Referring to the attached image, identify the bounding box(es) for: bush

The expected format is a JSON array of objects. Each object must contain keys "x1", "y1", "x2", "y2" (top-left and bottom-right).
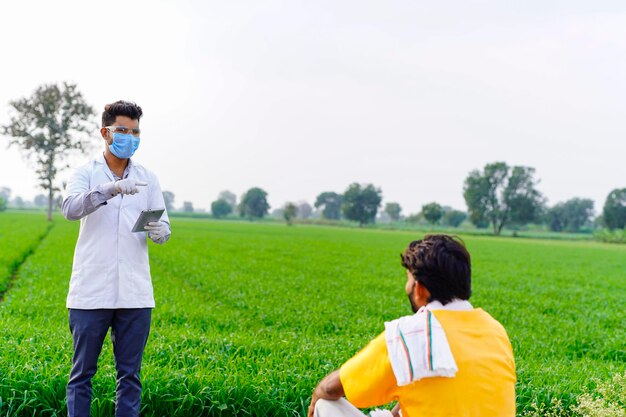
[
  {"x1": 522, "y1": 372, "x2": 626, "y2": 417},
  {"x1": 0, "y1": 197, "x2": 6, "y2": 212},
  {"x1": 593, "y1": 228, "x2": 626, "y2": 244},
  {"x1": 572, "y1": 371, "x2": 626, "y2": 417},
  {"x1": 522, "y1": 397, "x2": 568, "y2": 417},
  {"x1": 443, "y1": 209, "x2": 467, "y2": 227}
]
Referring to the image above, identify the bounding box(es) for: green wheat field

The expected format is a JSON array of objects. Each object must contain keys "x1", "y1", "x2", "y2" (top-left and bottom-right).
[{"x1": 0, "y1": 211, "x2": 624, "y2": 416}]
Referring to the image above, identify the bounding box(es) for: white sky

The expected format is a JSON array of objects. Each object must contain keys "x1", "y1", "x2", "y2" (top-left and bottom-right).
[{"x1": 1, "y1": 0, "x2": 626, "y2": 214}]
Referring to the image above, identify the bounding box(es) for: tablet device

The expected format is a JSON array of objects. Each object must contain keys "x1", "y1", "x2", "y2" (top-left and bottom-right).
[{"x1": 131, "y1": 208, "x2": 165, "y2": 233}]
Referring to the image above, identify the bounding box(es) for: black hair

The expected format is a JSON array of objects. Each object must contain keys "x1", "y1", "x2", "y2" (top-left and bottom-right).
[
  {"x1": 102, "y1": 100, "x2": 143, "y2": 127},
  {"x1": 400, "y1": 234, "x2": 471, "y2": 304}
]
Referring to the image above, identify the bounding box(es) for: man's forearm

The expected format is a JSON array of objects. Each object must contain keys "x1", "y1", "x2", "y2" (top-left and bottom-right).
[
  {"x1": 62, "y1": 191, "x2": 106, "y2": 220},
  {"x1": 62, "y1": 183, "x2": 117, "y2": 221},
  {"x1": 313, "y1": 370, "x2": 344, "y2": 400},
  {"x1": 308, "y1": 370, "x2": 344, "y2": 417}
]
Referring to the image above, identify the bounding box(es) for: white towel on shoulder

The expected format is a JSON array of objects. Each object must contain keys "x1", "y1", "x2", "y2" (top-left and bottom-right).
[{"x1": 384, "y1": 306, "x2": 457, "y2": 386}]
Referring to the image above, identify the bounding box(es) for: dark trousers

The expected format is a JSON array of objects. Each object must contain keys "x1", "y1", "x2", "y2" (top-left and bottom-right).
[{"x1": 67, "y1": 308, "x2": 152, "y2": 417}]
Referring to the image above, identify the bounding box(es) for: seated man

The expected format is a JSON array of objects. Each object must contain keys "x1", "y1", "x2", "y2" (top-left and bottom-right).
[{"x1": 308, "y1": 235, "x2": 516, "y2": 417}]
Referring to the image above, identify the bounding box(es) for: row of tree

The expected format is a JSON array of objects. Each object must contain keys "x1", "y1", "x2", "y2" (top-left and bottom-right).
[
  {"x1": 2, "y1": 83, "x2": 626, "y2": 235},
  {"x1": 205, "y1": 184, "x2": 383, "y2": 226},
  {"x1": 0, "y1": 187, "x2": 57, "y2": 210},
  {"x1": 2, "y1": 159, "x2": 624, "y2": 235},
  {"x1": 178, "y1": 161, "x2": 626, "y2": 235},
  {"x1": 462, "y1": 162, "x2": 626, "y2": 234}
]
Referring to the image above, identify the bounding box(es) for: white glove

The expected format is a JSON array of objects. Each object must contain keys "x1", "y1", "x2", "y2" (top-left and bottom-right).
[
  {"x1": 114, "y1": 178, "x2": 148, "y2": 195},
  {"x1": 144, "y1": 221, "x2": 170, "y2": 244}
]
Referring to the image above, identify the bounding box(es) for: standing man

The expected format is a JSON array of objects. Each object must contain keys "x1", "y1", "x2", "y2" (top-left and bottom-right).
[
  {"x1": 308, "y1": 235, "x2": 516, "y2": 417},
  {"x1": 62, "y1": 100, "x2": 170, "y2": 417}
]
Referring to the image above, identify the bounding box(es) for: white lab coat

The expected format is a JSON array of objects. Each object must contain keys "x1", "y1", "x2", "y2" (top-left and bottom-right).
[{"x1": 63, "y1": 154, "x2": 169, "y2": 309}]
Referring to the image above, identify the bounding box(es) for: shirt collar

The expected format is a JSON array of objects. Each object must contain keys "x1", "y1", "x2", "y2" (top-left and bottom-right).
[
  {"x1": 97, "y1": 152, "x2": 133, "y2": 180},
  {"x1": 97, "y1": 152, "x2": 134, "y2": 166},
  {"x1": 426, "y1": 299, "x2": 473, "y2": 311}
]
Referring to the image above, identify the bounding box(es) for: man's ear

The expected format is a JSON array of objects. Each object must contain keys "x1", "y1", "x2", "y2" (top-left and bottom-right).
[
  {"x1": 416, "y1": 281, "x2": 431, "y2": 303},
  {"x1": 412, "y1": 280, "x2": 420, "y2": 298},
  {"x1": 100, "y1": 127, "x2": 109, "y2": 139}
]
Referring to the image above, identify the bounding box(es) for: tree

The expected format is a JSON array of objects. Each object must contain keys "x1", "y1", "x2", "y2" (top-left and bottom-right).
[
  {"x1": 463, "y1": 162, "x2": 544, "y2": 235},
  {"x1": 183, "y1": 201, "x2": 194, "y2": 213},
  {"x1": 283, "y1": 202, "x2": 298, "y2": 225},
  {"x1": 218, "y1": 190, "x2": 237, "y2": 210},
  {"x1": 546, "y1": 198, "x2": 594, "y2": 232},
  {"x1": 54, "y1": 194, "x2": 63, "y2": 209},
  {"x1": 0, "y1": 187, "x2": 11, "y2": 203},
  {"x1": 384, "y1": 202, "x2": 402, "y2": 221},
  {"x1": 314, "y1": 192, "x2": 343, "y2": 220},
  {"x1": 239, "y1": 187, "x2": 270, "y2": 219},
  {"x1": 421, "y1": 202, "x2": 443, "y2": 225},
  {"x1": 602, "y1": 189, "x2": 626, "y2": 230},
  {"x1": 1, "y1": 82, "x2": 96, "y2": 221},
  {"x1": 443, "y1": 209, "x2": 467, "y2": 227},
  {"x1": 547, "y1": 206, "x2": 565, "y2": 232},
  {"x1": 34, "y1": 194, "x2": 47, "y2": 208},
  {"x1": 341, "y1": 183, "x2": 382, "y2": 226},
  {"x1": 13, "y1": 196, "x2": 25, "y2": 209},
  {"x1": 593, "y1": 214, "x2": 604, "y2": 229},
  {"x1": 211, "y1": 199, "x2": 232, "y2": 219},
  {"x1": 0, "y1": 197, "x2": 6, "y2": 212},
  {"x1": 406, "y1": 213, "x2": 422, "y2": 223},
  {"x1": 271, "y1": 208, "x2": 285, "y2": 220},
  {"x1": 162, "y1": 191, "x2": 175, "y2": 212},
  {"x1": 297, "y1": 201, "x2": 313, "y2": 219}
]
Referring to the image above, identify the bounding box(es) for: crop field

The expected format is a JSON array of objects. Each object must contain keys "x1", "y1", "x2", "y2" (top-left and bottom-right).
[
  {"x1": 0, "y1": 213, "x2": 51, "y2": 297},
  {"x1": 0, "y1": 211, "x2": 624, "y2": 416}
]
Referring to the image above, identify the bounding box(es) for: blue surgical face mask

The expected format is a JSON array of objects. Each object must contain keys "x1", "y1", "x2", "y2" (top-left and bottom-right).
[{"x1": 109, "y1": 133, "x2": 140, "y2": 159}]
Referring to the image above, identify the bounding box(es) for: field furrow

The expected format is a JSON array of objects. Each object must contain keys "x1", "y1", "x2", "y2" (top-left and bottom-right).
[{"x1": 0, "y1": 212, "x2": 52, "y2": 299}]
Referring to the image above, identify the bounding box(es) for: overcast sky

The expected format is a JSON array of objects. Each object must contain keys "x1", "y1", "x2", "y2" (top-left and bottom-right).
[{"x1": 1, "y1": 1, "x2": 626, "y2": 215}]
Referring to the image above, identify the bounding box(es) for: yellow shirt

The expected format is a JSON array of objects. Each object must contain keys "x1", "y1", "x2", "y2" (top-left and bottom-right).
[{"x1": 340, "y1": 309, "x2": 516, "y2": 417}]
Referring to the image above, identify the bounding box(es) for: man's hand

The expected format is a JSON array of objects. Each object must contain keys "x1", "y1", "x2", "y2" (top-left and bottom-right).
[
  {"x1": 307, "y1": 370, "x2": 344, "y2": 417},
  {"x1": 114, "y1": 179, "x2": 147, "y2": 195},
  {"x1": 144, "y1": 221, "x2": 170, "y2": 244}
]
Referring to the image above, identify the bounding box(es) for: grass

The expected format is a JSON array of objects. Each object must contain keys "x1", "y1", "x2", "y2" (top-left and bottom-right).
[
  {"x1": 0, "y1": 212, "x2": 51, "y2": 297},
  {"x1": 0, "y1": 212, "x2": 624, "y2": 416}
]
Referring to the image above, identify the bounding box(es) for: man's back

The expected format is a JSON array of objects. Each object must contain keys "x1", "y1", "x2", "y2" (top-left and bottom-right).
[
  {"x1": 309, "y1": 235, "x2": 516, "y2": 417},
  {"x1": 340, "y1": 309, "x2": 516, "y2": 417}
]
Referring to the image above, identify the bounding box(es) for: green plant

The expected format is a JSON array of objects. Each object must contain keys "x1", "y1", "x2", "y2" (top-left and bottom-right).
[
  {"x1": 593, "y1": 228, "x2": 626, "y2": 244},
  {"x1": 0, "y1": 213, "x2": 624, "y2": 416},
  {"x1": 572, "y1": 372, "x2": 626, "y2": 417},
  {"x1": 522, "y1": 398, "x2": 569, "y2": 417}
]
